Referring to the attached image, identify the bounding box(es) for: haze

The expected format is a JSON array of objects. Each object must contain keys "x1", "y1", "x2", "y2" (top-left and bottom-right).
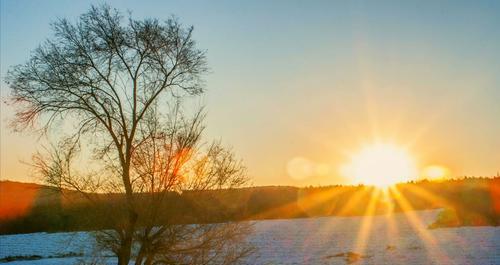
[{"x1": 1, "y1": 0, "x2": 499, "y2": 186}]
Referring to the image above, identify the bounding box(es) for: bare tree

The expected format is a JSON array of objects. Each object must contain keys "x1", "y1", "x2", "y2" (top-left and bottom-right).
[{"x1": 7, "y1": 5, "x2": 252, "y2": 265}]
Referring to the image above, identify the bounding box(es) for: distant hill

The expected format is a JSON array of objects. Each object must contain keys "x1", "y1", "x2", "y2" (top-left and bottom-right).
[
  {"x1": 0, "y1": 177, "x2": 498, "y2": 234},
  {"x1": 0, "y1": 181, "x2": 61, "y2": 220}
]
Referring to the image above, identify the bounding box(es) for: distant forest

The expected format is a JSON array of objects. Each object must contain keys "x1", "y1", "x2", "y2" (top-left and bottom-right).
[{"x1": 1, "y1": 177, "x2": 498, "y2": 235}]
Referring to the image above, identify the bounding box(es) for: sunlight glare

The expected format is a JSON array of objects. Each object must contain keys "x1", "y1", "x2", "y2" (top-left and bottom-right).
[{"x1": 341, "y1": 143, "x2": 417, "y2": 188}]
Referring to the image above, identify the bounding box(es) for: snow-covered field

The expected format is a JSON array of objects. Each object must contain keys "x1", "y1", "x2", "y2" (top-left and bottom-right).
[{"x1": 1, "y1": 210, "x2": 499, "y2": 264}]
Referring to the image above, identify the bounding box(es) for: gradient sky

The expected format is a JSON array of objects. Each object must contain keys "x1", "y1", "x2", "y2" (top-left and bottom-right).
[{"x1": 1, "y1": 0, "x2": 499, "y2": 186}]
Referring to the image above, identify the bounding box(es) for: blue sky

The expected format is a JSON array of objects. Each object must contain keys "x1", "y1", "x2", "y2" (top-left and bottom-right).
[{"x1": 1, "y1": 0, "x2": 499, "y2": 185}]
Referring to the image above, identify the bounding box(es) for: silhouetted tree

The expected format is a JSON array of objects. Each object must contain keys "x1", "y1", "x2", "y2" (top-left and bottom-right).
[{"x1": 7, "y1": 5, "x2": 252, "y2": 265}]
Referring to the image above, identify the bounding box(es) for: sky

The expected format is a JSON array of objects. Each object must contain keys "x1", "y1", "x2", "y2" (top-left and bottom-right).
[{"x1": 1, "y1": 0, "x2": 499, "y2": 186}]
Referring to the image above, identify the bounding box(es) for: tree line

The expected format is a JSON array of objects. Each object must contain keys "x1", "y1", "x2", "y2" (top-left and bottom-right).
[{"x1": 1, "y1": 177, "x2": 498, "y2": 235}]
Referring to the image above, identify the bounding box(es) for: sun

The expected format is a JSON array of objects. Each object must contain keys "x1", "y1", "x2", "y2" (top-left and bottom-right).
[{"x1": 341, "y1": 143, "x2": 418, "y2": 188}]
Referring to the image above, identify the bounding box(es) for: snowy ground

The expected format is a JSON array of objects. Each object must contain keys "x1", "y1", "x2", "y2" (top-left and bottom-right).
[{"x1": 1, "y1": 209, "x2": 499, "y2": 264}]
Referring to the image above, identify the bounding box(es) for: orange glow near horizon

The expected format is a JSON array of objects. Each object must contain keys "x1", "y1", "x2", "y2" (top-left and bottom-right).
[{"x1": 0, "y1": 182, "x2": 41, "y2": 220}]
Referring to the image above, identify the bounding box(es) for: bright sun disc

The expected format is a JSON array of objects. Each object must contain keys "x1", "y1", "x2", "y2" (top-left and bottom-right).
[{"x1": 341, "y1": 143, "x2": 417, "y2": 188}]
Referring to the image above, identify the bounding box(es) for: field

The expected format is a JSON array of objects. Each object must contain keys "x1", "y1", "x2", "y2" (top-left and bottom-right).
[{"x1": 1, "y1": 209, "x2": 499, "y2": 265}]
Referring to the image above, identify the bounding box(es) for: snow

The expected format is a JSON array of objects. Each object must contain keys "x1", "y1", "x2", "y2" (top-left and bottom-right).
[
  {"x1": 247, "y1": 210, "x2": 500, "y2": 264},
  {"x1": 1, "y1": 210, "x2": 499, "y2": 264}
]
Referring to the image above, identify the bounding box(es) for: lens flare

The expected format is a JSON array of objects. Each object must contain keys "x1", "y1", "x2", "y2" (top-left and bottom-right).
[
  {"x1": 287, "y1": 157, "x2": 331, "y2": 180},
  {"x1": 422, "y1": 165, "x2": 449, "y2": 180}
]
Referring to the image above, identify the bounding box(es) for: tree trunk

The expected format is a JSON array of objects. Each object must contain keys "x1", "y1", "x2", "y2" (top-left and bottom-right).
[
  {"x1": 117, "y1": 160, "x2": 138, "y2": 265},
  {"x1": 144, "y1": 255, "x2": 154, "y2": 265},
  {"x1": 134, "y1": 243, "x2": 146, "y2": 265},
  {"x1": 118, "y1": 233, "x2": 133, "y2": 265},
  {"x1": 118, "y1": 211, "x2": 138, "y2": 265}
]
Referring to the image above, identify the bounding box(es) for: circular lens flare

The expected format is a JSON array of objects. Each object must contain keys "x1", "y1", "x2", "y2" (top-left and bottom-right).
[
  {"x1": 287, "y1": 157, "x2": 331, "y2": 180},
  {"x1": 422, "y1": 165, "x2": 449, "y2": 180},
  {"x1": 287, "y1": 157, "x2": 314, "y2": 180}
]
